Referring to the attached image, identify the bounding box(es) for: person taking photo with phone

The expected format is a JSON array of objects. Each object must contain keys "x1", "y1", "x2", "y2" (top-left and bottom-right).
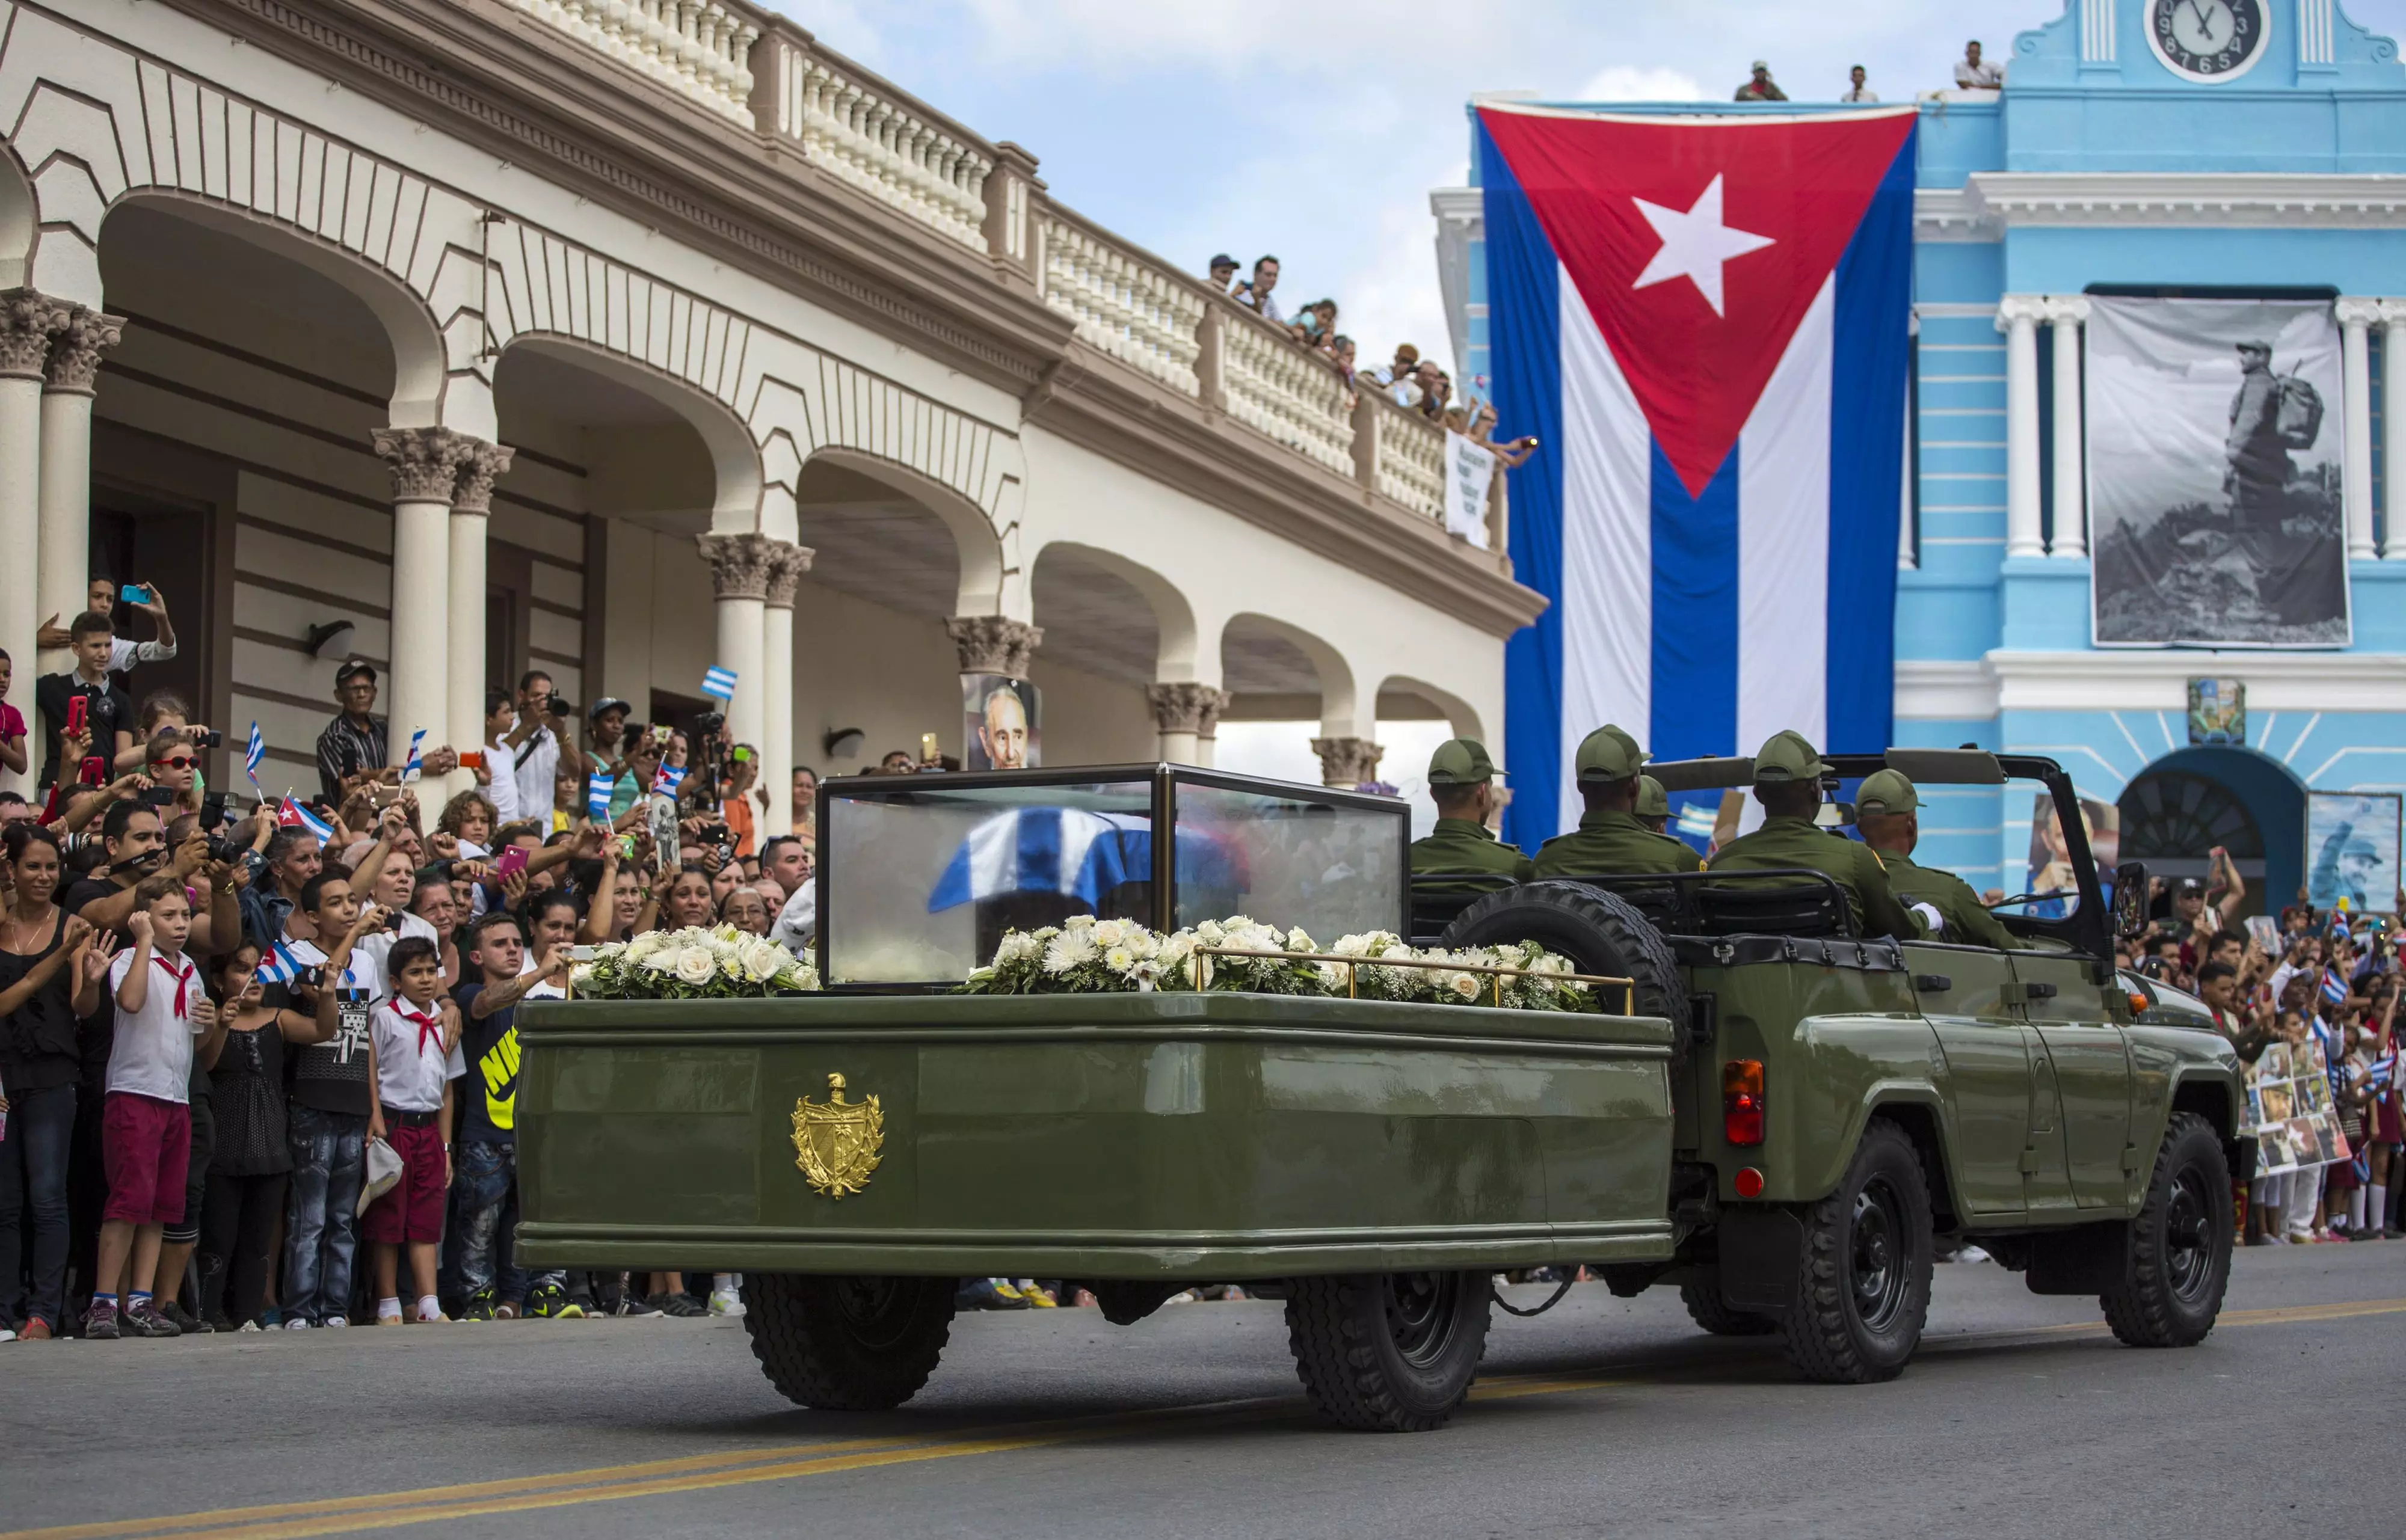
[
  {"x1": 34, "y1": 613, "x2": 136, "y2": 790},
  {"x1": 35, "y1": 578, "x2": 178, "y2": 681}
]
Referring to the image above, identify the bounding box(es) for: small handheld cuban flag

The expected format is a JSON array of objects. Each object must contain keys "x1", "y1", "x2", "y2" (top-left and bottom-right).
[
  {"x1": 401, "y1": 728, "x2": 426, "y2": 783},
  {"x1": 2323, "y1": 969, "x2": 2350, "y2": 1010},
  {"x1": 254, "y1": 939, "x2": 301, "y2": 986},
  {"x1": 701, "y1": 665, "x2": 737, "y2": 702},
  {"x1": 244, "y1": 722, "x2": 265, "y2": 792},
  {"x1": 586, "y1": 771, "x2": 614, "y2": 820},
  {"x1": 653, "y1": 763, "x2": 688, "y2": 798},
  {"x1": 277, "y1": 796, "x2": 335, "y2": 842}
]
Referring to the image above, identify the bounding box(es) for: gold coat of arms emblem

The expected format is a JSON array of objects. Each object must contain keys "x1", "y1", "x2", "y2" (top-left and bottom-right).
[{"x1": 790, "y1": 1073, "x2": 883, "y2": 1198}]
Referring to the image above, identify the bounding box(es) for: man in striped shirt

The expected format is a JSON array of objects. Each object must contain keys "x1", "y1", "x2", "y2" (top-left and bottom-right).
[{"x1": 315, "y1": 661, "x2": 389, "y2": 803}]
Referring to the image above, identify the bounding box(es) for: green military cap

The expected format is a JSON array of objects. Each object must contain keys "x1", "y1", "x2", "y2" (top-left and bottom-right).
[
  {"x1": 1635, "y1": 774, "x2": 1669, "y2": 818},
  {"x1": 1855, "y1": 768, "x2": 1918, "y2": 817},
  {"x1": 1426, "y1": 738, "x2": 1502, "y2": 785},
  {"x1": 1574, "y1": 723, "x2": 1648, "y2": 782},
  {"x1": 1752, "y1": 729, "x2": 1830, "y2": 784}
]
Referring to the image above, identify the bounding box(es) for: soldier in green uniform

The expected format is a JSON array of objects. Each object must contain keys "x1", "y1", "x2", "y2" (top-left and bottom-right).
[
  {"x1": 1853, "y1": 768, "x2": 2020, "y2": 949},
  {"x1": 1706, "y1": 730, "x2": 1922, "y2": 939},
  {"x1": 1635, "y1": 775, "x2": 1672, "y2": 835},
  {"x1": 1407, "y1": 738, "x2": 1534, "y2": 889},
  {"x1": 1533, "y1": 726, "x2": 1703, "y2": 877}
]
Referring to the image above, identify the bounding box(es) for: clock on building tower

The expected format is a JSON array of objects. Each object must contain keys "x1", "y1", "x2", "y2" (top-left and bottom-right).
[{"x1": 2148, "y1": 0, "x2": 2269, "y2": 81}]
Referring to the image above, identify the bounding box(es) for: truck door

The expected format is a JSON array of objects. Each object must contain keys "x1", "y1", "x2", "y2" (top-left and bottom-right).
[
  {"x1": 1905, "y1": 942, "x2": 2028, "y2": 1220},
  {"x1": 2011, "y1": 951, "x2": 2134, "y2": 1211}
]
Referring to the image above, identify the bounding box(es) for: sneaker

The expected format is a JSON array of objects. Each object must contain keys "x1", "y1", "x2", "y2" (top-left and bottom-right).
[
  {"x1": 1166, "y1": 1290, "x2": 1199, "y2": 1305},
  {"x1": 1955, "y1": 1244, "x2": 1992, "y2": 1264},
  {"x1": 1017, "y1": 1284, "x2": 1057, "y2": 1308},
  {"x1": 953, "y1": 1278, "x2": 1027, "y2": 1311},
  {"x1": 2349, "y1": 1228, "x2": 2386, "y2": 1241},
  {"x1": 238, "y1": 1320, "x2": 263, "y2": 1333},
  {"x1": 609, "y1": 1292, "x2": 659, "y2": 1318},
  {"x1": 82, "y1": 1302, "x2": 120, "y2": 1340},
  {"x1": 321, "y1": 1315, "x2": 349, "y2": 1329},
  {"x1": 120, "y1": 1301, "x2": 180, "y2": 1337},
  {"x1": 458, "y1": 1289, "x2": 496, "y2": 1324},
  {"x1": 158, "y1": 1299, "x2": 213, "y2": 1334},
  {"x1": 527, "y1": 1283, "x2": 580, "y2": 1320},
  {"x1": 1224, "y1": 1286, "x2": 1247, "y2": 1301},
  {"x1": 283, "y1": 1316, "x2": 313, "y2": 1331},
  {"x1": 989, "y1": 1280, "x2": 1027, "y2": 1306},
  {"x1": 707, "y1": 1288, "x2": 746, "y2": 1318},
  {"x1": 647, "y1": 1291, "x2": 707, "y2": 1319}
]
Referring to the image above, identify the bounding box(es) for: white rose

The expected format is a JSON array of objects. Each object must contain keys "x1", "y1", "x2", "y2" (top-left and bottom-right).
[
  {"x1": 1093, "y1": 918, "x2": 1128, "y2": 948},
  {"x1": 1449, "y1": 971, "x2": 1483, "y2": 1002},
  {"x1": 675, "y1": 948, "x2": 717, "y2": 984},
  {"x1": 1195, "y1": 919, "x2": 1225, "y2": 945},
  {"x1": 1286, "y1": 927, "x2": 1316, "y2": 954},
  {"x1": 569, "y1": 963, "x2": 598, "y2": 989},
  {"x1": 1127, "y1": 928, "x2": 1160, "y2": 961},
  {"x1": 626, "y1": 933, "x2": 663, "y2": 962},
  {"x1": 1065, "y1": 913, "x2": 1097, "y2": 932},
  {"x1": 741, "y1": 939, "x2": 786, "y2": 983}
]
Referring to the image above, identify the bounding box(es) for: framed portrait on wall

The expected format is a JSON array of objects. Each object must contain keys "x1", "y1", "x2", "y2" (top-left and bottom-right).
[{"x1": 962, "y1": 675, "x2": 1039, "y2": 772}]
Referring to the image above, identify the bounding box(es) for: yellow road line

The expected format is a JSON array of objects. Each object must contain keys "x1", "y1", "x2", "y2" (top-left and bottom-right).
[{"x1": 19, "y1": 1293, "x2": 2406, "y2": 1540}]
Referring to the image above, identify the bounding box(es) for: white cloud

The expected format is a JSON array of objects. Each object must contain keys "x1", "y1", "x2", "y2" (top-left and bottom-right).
[{"x1": 1577, "y1": 64, "x2": 1705, "y2": 101}]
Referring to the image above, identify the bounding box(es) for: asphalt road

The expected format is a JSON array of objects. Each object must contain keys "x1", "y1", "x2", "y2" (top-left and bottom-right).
[{"x1": 5, "y1": 1245, "x2": 2399, "y2": 1539}]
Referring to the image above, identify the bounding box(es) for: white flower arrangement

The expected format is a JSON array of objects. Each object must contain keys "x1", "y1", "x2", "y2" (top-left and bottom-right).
[
  {"x1": 570, "y1": 924, "x2": 822, "y2": 1000},
  {"x1": 959, "y1": 916, "x2": 1599, "y2": 1013}
]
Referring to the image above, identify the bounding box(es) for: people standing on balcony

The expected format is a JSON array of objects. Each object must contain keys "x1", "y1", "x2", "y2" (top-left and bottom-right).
[
  {"x1": 1734, "y1": 60, "x2": 1787, "y2": 101},
  {"x1": 1463, "y1": 402, "x2": 1537, "y2": 470},
  {"x1": 1288, "y1": 298, "x2": 1337, "y2": 348},
  {"x1": 1841, "y1": 64, "x2": 1878, "y2": 102},
  {"x1": 1207, "y1": 254, "x2": 1238, "y2": 295},
  {"x1": 1364, "y1": 343, "x2": 1421, "y2": 403},
  {"x1": 1231, "y1": 256, "x2": 1285, "y2": 325},
  {"x1": 37, "y1": 578, "x2": 178, "y2": 684},
  {"x1": 1954, "y1": 40, "x2": 2003, "y2": 88}
]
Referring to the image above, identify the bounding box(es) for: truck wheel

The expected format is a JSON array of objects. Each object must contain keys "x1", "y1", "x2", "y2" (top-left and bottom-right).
[
  {"x1": 1780, "y1": 1119, "x2": 1933, "y2": 1384},
  {"x1": 2102, "y1": 1112, "x2": 2232, "y2": 1349},
  {"x1": 743, "y1": 1274, "x2": 955, "y2": 1410},
  {"x1": 1284, "y1": 1271, "x2": 1489, "y2": 1432},
  {"x1": 1441, "y1": 882, "x2": 1690, "y2": 1055},
  {"x1": 1679, "y1": 1280, "x2": 1777, "y2": 1337}
]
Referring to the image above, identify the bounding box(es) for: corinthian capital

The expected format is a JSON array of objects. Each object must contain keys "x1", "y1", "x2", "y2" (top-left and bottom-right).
[
  {"x1": 945, "y1": 616, "x2": 1042, "y2": 678},
  {"x1": 0, "y1": 289, "x2": 68, "y2": 381},
  {"x1": 450, "y1": 443, "x2": 517, "y2": 514},
  {"x1": 763, "y1": 541, "x2": 816, "y2": 608},
  {"x1": 371, "y1": 427, "x2": 479, "y2": 502},
  {"x1": 43, "y1": 305, "x2": 125, "y2": 394},
  {"x1": 1310, "y1": 736, "x2": 1384, "y2": 788},
  {"x1": 695, "y1": 532, "x2": 777, "y2": 600},
  {"x1": 1146, "y1": 683, "x2": 1229, "y2": 737}
]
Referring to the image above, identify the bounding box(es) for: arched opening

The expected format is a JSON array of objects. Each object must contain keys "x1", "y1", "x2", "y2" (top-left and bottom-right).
[
  {"x1": 1374, "y1": 675, "x2": 1486, "y2": 837},
  {"x1": 2118, "y1": 745, "x2": 2306, "y2": 917},
  {"x1": 1214, "y1": 613, "x2": 1362, "y2": 789},
  {"x1": 0, "y1": 146, "x2": 35, "y2": 289},
  {"x1": 1027, "y1": 544, "x2": 1175, "y2": 765}
]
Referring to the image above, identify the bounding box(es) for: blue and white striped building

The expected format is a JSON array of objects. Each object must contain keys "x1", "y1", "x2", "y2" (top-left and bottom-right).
[{"x1": 1436, "y1": 0, "x2": 2406, "y2": 908}]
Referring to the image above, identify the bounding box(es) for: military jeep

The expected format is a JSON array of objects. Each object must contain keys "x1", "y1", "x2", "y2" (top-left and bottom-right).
[{"x1": 514, "y1": 755, "x2": 2241, "y2": 1432}]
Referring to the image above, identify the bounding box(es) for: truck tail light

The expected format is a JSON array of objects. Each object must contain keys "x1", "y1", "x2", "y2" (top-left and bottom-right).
[{"x1": 1723, "y1": 1059, "x2": 1765, "y2": 1147}]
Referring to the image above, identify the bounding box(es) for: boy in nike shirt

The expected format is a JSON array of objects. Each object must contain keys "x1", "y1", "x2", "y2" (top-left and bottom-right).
[{"x1": 449, "y1": 912, "x2": 575, "y2": 1321}]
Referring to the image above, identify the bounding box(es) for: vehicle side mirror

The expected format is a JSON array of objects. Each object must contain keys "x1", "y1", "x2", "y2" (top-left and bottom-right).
[{"x1": 2111, "y1": 860, "x2": 2149, "y2": 940}]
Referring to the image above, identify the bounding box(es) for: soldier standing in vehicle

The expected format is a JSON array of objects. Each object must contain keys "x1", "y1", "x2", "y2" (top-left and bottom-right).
[
  {"x1": 1407, "y1": 739, "x2": 1534, "y2": 888},
  {"x1": 1635, "y1": 774, "x2": 1672, "y2": 835},
  {"x1": 1532, "y1": 726, "x2": 1702, "y2": 877},
  {"x1": 1852, "y1": 769, "x2": 2019, "y2": 949},
  {"x1": 1708, "y1": 731, "x2": 1922, "y2": 940}
]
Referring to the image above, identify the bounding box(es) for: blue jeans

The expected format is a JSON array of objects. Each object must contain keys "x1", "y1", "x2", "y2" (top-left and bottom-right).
[
  {"x1": 451, "y1": 1140, "x2": 562, "y2": 1301},
  {"x1": 284, "y1": 1105, "x2": 366, "y2": 1324},
  {"x1": 0, "y1": 1083, "x2": 76, "y2": 1330}
]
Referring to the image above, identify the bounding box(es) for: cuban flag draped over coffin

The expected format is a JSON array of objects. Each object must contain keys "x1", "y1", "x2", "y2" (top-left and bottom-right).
[
  {"x1": 1478, "y1": 103, "x2": 1916, "y2": 851},
  {"x1": 927, "y1": 808, "x2": 1249, "y2": 912}
]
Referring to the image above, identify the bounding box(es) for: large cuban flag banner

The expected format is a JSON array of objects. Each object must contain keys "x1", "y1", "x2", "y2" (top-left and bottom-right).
[{"x1": 1478, "y1": 103, "x2": 1917, "y2": 851}]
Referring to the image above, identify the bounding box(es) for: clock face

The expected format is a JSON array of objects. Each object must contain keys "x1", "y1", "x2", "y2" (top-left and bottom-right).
[{"x1": 2149, "y1": 0, "x2": 2269, "y2": 82}]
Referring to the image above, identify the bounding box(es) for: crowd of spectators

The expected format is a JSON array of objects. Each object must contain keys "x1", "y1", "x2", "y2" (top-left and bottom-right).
[
  {"x1": 1743, "y1": 40, "x2": 2005, "y2": 105},
  {"x1": 0, "y1": 596, "x2": 835, "y2": 1341}
]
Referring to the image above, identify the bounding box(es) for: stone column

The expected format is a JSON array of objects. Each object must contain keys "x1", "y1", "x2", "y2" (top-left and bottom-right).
[
  {"x1": 1146, "y1": 683, "x2": 1227, "y2": 766},
  {"x1": 1997, "y1": 295, "x2": 2048, "y2": 559},
  {"x1": 445, "y1": 441, "x2": 513, "y2": 790},
  {"x1": 2383, "y1": 301, "x2": 2406, "y2": 559},
  {"x1": 36, "y1": 305, "x2": 123, "y2": 676},
  {"x1": 0, "y1": 292, "x2": 63, "y2": 791},
  {"x1": 2336, "y1": 297, "x2": 2381, "y2": 560},
  {"x1": 760, "y1": 541, "x2": 814, "y2": 826},
  {"x1": 696, "y1": 532, "x2": 773, "y2": 756},
  {"x1": 2043, "y1": 296, "x2": 2090, "y2": 559},
  {"x1": 372, "y1": 428, "x2": 473, "y2": 772},
  {"x1": 1309, "y1": 736, "x2": 1382, "y2": 791}
]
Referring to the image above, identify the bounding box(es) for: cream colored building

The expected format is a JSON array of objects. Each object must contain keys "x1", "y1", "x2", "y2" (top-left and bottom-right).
[{"x1": 0, "y1": 0, "x2": 1534, "y2": 812}]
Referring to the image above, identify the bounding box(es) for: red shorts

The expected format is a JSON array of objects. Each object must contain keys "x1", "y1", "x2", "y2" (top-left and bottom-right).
[
  {"x1": 101, "y1": 1091, "x2": 192, "y2": 1227},
  {"x1": 363, "y1": 1121, "x2": 448, "y2": 1245}
]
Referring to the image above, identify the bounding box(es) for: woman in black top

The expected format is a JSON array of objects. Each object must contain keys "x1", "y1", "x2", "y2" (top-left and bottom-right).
[
  {"x1": 202, "y1": 945, "x2": 331, "y2": 1329},
  {"x1": 0, "y1": 824, "x2": 111, "y2": 1337}
]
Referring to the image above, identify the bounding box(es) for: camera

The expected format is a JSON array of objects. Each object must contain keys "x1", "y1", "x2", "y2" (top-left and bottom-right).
[
  {"x1": 194, "y1": 729, "x2": 223, "y2": 749},
  {"x1": 697, "y1": 823, "x2": 731, "y2": 847},
  {"x1": 694, "y1": 711, "x2": 725, "y2": 737}
]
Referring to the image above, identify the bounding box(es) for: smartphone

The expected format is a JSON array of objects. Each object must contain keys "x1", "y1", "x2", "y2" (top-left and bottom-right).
[
  {"x1": 920, "y1": 732, "x2": 940, "y2": 764},
  {"x1": 78, "y1": 755, "x2": 106, "y2": 787},
  {"x1": 496, "y1": 845, "x2": 529, "y2": 879},
  {"x1": 731, "y1": 746, "x2": 753, "y2": 764},
  {"x1": 64, "y1": 693, "x2": 87, "y2": 738},
  {"x1": 120, "y1": 583, "x2": 149, "y2": 604},
  {"x1": 457, "y1": 750, "x2": 485, "y2": 771}
]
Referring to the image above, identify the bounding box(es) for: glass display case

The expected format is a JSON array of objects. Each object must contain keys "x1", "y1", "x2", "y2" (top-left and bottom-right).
[{"x1": 817, "y1": 765, "x2": 1409, "y2": 989}]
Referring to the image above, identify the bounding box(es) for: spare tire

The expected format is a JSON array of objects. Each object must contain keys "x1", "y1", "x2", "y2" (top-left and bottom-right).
[{"x1": 1441, "y1": 881, "x2": 1690, "y2": 1056}]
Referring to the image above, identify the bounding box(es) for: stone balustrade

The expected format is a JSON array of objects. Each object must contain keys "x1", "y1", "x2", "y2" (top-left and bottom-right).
[
  {"x1": 771, "y1": 39, "x2": 993, "y2": 251},
  {"x1": 503, "y1": 0, "x2": 758, "y2": 126},
  {"x1": 1038, "y1": 212, "x2": 1205, "y2": 396},
  {"x1": 1364, "y1": 394, "x2": 1447, "y2": 522},
  {"x1": 1216, "y1": 302, "x2": 1355, "y2": 477}
]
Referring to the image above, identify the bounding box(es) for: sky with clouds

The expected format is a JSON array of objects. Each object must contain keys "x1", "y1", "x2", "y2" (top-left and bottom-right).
[{"x1": 778, "y1": 1, "x2": 2406, "y2": 377}]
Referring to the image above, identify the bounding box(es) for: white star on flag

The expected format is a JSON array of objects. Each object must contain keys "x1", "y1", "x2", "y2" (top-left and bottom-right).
[{"x1": 1629, "y1": 173, "x2": 1775, "y2": 317}]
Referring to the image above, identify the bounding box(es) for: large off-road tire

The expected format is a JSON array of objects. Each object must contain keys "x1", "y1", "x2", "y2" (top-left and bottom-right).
[
  {"x1": 2102, "y1": 1112, "x2": 2232, "y2": 1348},
  {"x1": 1284, "y1": 1272, "x2": 1490, "y2": 1432},
  {"x1": 1679, "y1": 1279, "x2": 1777, "y2": 1337},
  {"x1": 1779, "y1": 1119, "x2": 1933, "y2": 1384},
  {"x1": 743, "y1": 1274, "x2": 955, "y2": 1410},
  {"x1": 1441, "y1": 881, "x2": 1690, "y2": 1055}
]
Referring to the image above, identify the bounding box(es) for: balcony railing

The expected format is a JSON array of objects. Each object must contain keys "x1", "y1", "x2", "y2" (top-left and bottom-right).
[
  {"x1": 769, "y1": 35, "x2": 994, "y2": 251},
  {"x1": 504, "y1": 0, "x2": 760, "y2": 125},
  {"x1": 1214, "y1": 302, "x2": 1356, "y2": 476},
  {"x1": 1038, "y1": 209, "x2": 1205, "y2": 396}
]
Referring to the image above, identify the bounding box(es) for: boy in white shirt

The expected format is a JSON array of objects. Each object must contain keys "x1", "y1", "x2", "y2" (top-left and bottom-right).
[
  {"x1": 87, "y1": 874, "x2": 223, "y2": 1340},
  {"x1": 321, "y1": 923, "x2": 461, "y2": 1325}
]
